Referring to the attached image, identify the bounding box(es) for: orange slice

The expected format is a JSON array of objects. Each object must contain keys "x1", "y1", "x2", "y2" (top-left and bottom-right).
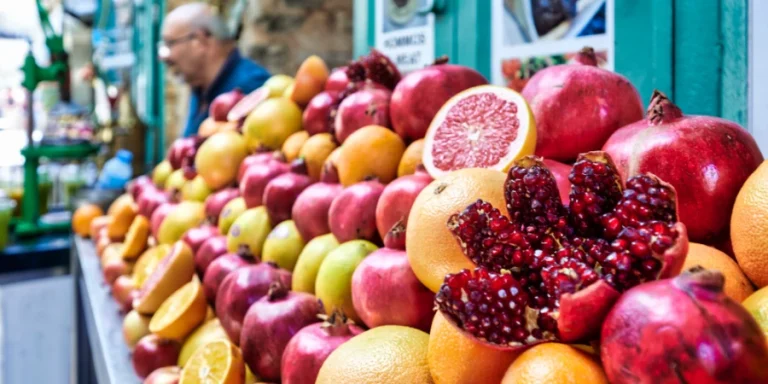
[
  {"x1": 180, "y1": 339, "x2": 245, "y2": 384},
  {"x1": 149, "y1": 276, "x2": 208, "y2": 341},
  {"x1": 133, "y1": 244, "x2": 171, "y2": 289},
  {"x1": 120, "y1": 215, "x2": 151, "y2": 260},
  {"x1": 178, "y1": 318, "x2": 229, "y2": 367},
  {"x1": 133, "y1": 241, "x2": 196, "y2": 315},
  {"x1": 422, "y1": 85, "x2": 536, "y2": 178}
]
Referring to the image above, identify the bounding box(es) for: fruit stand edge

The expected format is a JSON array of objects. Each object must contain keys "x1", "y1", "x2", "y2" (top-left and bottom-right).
[{"x1": 72, "y1": 237, "x2": 141, "y2": 384}]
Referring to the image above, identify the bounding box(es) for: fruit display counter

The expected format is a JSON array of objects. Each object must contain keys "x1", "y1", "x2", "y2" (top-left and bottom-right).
[{"x1": 72, "y1": 47, "x2": 768, "y2": 384}]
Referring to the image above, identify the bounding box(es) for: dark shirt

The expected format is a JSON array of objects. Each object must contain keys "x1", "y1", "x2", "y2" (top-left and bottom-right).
[{"x1": 183, "y1": 49, "x2": 270, "y2": 137}]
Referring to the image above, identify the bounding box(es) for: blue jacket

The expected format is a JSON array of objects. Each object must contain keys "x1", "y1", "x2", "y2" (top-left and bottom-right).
[{"x1": 183, "y1": 49, "x2": 270, "y2": 137}]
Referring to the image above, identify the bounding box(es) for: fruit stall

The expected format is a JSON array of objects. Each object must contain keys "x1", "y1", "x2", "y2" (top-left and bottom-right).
[{"x1": 69, "y1": 1, "x2": 768, "y2": 384}]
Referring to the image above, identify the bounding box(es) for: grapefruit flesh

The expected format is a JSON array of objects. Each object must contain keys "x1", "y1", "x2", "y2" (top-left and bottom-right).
[
  {"x1": 227, "y1": 87, "x2": 270, "y2": 122},
  {"x1": 423, "y1": 85, "x2": 536, "y2": 178}
]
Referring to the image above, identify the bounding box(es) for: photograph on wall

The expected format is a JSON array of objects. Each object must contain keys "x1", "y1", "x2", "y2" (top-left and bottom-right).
[
  {"x1": 491, "y1": 0, "x2": 614, "y2": 89},
  {"x1": 375, "y1": 0, "x2": 435, "y2": 73}
]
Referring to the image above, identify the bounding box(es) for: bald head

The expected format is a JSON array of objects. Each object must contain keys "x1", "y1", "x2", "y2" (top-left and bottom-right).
[{"x1": 159, "y1": 3, "x2": 236, "y2": 88}]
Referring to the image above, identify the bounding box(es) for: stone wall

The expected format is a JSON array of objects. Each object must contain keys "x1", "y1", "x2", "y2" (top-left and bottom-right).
[{"x1": 163, "y1": 0, "x2": 354, "y2": 146}]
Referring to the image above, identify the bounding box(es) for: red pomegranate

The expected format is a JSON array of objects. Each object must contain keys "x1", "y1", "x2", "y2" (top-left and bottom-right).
[
  {"x1": 129, "y1": 175, "x2": 155, "y2": 201},
  {"x1": 132, "y1": 335, "x2": 181, "y2": 379},
  {"x1": 333, "y1": 88, "x2": 392, "y2": 144},
  {"x1": 542, "y1": 159, "x2": 572, "y2": 204},
  {"x1": 209, "y1": 89, "x2": 244, "y2": 122},
  {"x1": 345, "y1": 49, "x2": 402, "y2": 91},
  {"x1": 390, "y1": 58, "x2": 488, "y2": 142},
  {"x1": 137, "y1": 187, "x2": 170, "y2": 219},
  {"x1": 433, "y1": 152, "x2": 689, "y2": 350},
  {"x1": 602, "y1": 90, "x2": 764, "y2": 243},
  {"x1": 522, "y1": 47, "x2": 644, "y2": 162},
  {"x1": 181, "y1": 224, "x2": 219, "y2": 255},
  {"x1": 292, "y1": 182, "x2": 344, "y2": 242},
  {"x1": 204, "y1": 188, "x2": 240, "y2": 225},
  {"x1": 201, "y1": 252, "x2": 251, "y2": 304},
  {"x1": 325, "y1": 67, "x2": 350, "y2": 93},
  {"x1": 303, "y1": 91, "x2": 340, "y2": 136},
  {"x1": 112, "y1": 275, "x2": 137, "y2": 313},
  {"x1": 194, "y1": 235, "x2": 228, "y2": 278},
  {"x1": 351, "y1": 248, "x2": 434, "y2": 331},
  {"x1": 328, "y1": 180, "x2": 385, "y2": 243},
  {"x1": 374, "y1": 172, "x2": 432, "y2": 250},
  {"x1": 240, "y1": 160, "x2": 291, "y2": 208},
  {"x1": 167, "y1": 137, "x2": 197, "y2": 170},
  {"x1": 237, "y1": 151, "x2": 285, "y2": 184},
  {"x1": 240, "y1": 282, "x2": 322, "y2": 381},
  {"x1": 263, "y1": 170, "x2": 314, "y2": 225},
  {"x1": 215, "y1": 263, "x2": 292, "y2": 345},
  {"x1": 280, "y1": 310, "x2": 364, "y2": 384},
  {"x1": 600, "y1": 268, "x2": 768, "y2": 383}
]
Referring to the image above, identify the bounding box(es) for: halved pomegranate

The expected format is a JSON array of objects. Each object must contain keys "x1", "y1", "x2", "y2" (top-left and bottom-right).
[{"x1": 434, "y1": 152, "x2": 688, "y2": 350}]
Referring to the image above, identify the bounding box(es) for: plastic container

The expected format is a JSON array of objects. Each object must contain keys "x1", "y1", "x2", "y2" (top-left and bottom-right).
[
  {"x1": 0, "y1": 197, "x2": 16, "y2": 251},
  {"x1": 97, "y1": 149, "x2": 133, "y2": 190}
]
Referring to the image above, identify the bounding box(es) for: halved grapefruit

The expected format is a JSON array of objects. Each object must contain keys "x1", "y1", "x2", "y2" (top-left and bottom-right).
[
  {"x1": 422, "y1": 85, "x2": 536, "y2": 178},
  {"x1": 227, "y1": 87, "x2": 270, "y2": 122}
]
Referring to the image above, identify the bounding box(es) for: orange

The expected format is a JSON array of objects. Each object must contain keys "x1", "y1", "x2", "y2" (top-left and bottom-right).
[
  {"x1": 134, "y1": 241, "x2": 196, "y2": 315},
  {"x1": 180, "y1": 339, "x2": 245, "y2": 384},
  {"x1": 288, "y1": 55, "x2": 329, "y2": 106},
  {"x1": 422, "y1": 85, "x2": 536, "y2": 178},
  {"x1": 428, "y1": 312, "x2": 519, "y2": 384},
  {"x1": 106, "y1": 201, "x2": 138, "y2": 241},
  {"x1": 120, "y1": 215, "x2": 151, "y2": 260},
  {"x1": 179, "y1": 318, "x2": 229, "y2": 367},
  {"x1": 298, "y1": 133, "x2": 338, "y2": 181},
  {"x1": 72, "y1": 204, "x2": 104, "y2": 237},
  {"x1": 398, "y1": 139, "x2": 425, "y2": 177},
  {"x1": 732, "y1": 160, "x2": 768, "y2": 287},
  {"x1": 320, "y1": 147, "x2": 342, "y2": 181},
  {"x1": 501, "y1": 343, "x2": 608, "y2": 384},
  {"x1": 682, "y1": 243, "x2": 754, "y2": 302},
  {"x1": 107, "y1": 193, "x2": 134, "y2": 216},
  {"x1": 407, "y1": 168, "x2": 507, "y2": 292},
  {"x1": 742, "y1": 286, "x2": 768, "y2": 337},
  {"x1": 281, "y1": 130, "x2": 310, "y2": 162},
  {"x1": 133, "y1": 245, "x2": 172, "y2": 288},
  {"x1": 149, "y1": 276, "x2": 208, "y2": 340},
  {"x1": 315, "y1": 326, "x2": 432, "y2": 384},
  {"x1": 242, "y1": 98, "x2": 303, "y2": 151},
  {"x1": 263, "y1": 74, "x2": 294, "y2": 98},
  {"x1": 336, "y1": 125, "x2": 406, "y2": 186}
]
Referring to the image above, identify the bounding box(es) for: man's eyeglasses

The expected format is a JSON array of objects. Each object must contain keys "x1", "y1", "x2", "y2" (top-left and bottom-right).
[{"x1": 157, "y1": 33, "x2": 197, "y2": 59}]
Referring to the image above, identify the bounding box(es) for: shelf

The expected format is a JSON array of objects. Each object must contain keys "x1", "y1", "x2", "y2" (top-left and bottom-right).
[{"x1": 73, "y1": 237, "x2": 141, "y2": 384}]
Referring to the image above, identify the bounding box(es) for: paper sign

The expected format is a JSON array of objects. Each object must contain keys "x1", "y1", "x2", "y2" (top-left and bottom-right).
[{"x1": 375, "y1": 0, "x2": 435, "y2": 74}]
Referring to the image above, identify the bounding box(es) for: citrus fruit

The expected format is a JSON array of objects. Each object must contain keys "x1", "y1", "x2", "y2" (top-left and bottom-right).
[
  {"x1": 422, "y1": 85, "x2": 536, "y2": 178},
  {"x1": 281, "y1": 131, "x2": 310, "y2": 163},
  {"x1": 157, "y1": 201, "x2": 206, "y2": 245},
  {"x1": 500, "y1": 343, "x2": 609, "y2": 384},
  {"x1": 228, "y1": 87, "x2": 270, "y2": 122},
  {"x1": 682, "y1": 243, "x2": 754, "y2": 302},
  {"x1": 262, "y1": 220, "x2": 305, "y2": 271},
  {"x1": 298, "y1": 132, "x2": 338, "y2": 181},
  {"x1": 108, "y1": 193, "x2": 134, "y2": 216},
  {"x1": 292, "y1": 233, "x2": 339, "y2": 293},
  {"x1": 179, "y1": 318, "x2": 229, "y2": 367},
  {"x1": 320, "y1": 147, "x2": 342, "y2": 182},
  {"x1": 134, "y1": 241, "x2": 196, "y2": 315},
  {"x1": 226, "y1": 207, "x2": 272, "y2": 260},
  {"x1": 165, "y1": 169, "x2": 187, "y2": 193},
  {"x1": 123, "y1": 309, "x2": 152, "y2": 348},
  {"x1": 732, "y1": 160, "x2": 768, "y2": 287},
  {"x1": 218, "y1": 197, "x2": 247, "y2": 235},
  {"x1": 180, "y1": 339, "x2": 245, "y2": 384},
  {"x1": 181, "y1": 175, "x2": 213, "y2": 202},
  {"x1": 315, "y1": 240, "x2": 378, "y2": 323},
  {"x1": 315, "y1": 325, "x2": 432, "y2": 384},
  {"x1": 120, "y1": 215, "x2": 151, "y2": 260},
  {"x1": 428, "y1": 312, "x2": 519, "y2": 384},
  {"x1": 72, "y1": 204, "x2": 104, "y2": 237},
  {"x1": 195, "y1": 131, "x2": 249, "y2": 190},
  {"x1": 243, "y1": 98, "x2": 303, "y2": 151},
  {"x1": 407, "y1": 168, "x2": 507, "y2": 292},
  {"x1": 152, "y1": 160, "x2": 173, "y2": 187},
  {"x1": 150, "y1": 276, "x2": 208, "y2": 340},
  {"x1": 263, "y1": 74, "x2": 295, "y2": 98},
  {"x1": 107, "y1": 200, "x2": 138, "y2": 241},
  {"x1": 133, "y1": 245, "x2": 172, "y2": 288},
  {"x1": 742, "y1": 286, "x2": 768, "y2": 336},
  {"x1": 336, "y1": 125, "x2": 406, "y2": 186},
  {"x1": 398, "y1": 139, "x2": 425, "y2": 177},
  {"x1": 288, "y1": 55, "x2": 329, "y2": 106}
]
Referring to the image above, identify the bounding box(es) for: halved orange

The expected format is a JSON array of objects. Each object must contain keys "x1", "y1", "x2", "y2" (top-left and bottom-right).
[
  {"x1": 120, "y1": 215, "x2": 151, "y2": 260},
  {"x1": 149, "y1": 276, "x2": 208, "y2": 341},
  {"x1": 133, "y1": 245, "x2": 171, "y2": 289},
  {"x1": 133, "y1": 241, "x2": 196, "y2": 315},
  {"x1": 422, "y1": 85, "x2": 536, "y2": 178},
  {"x1": 178, "y1": 318, "x2": 229, "y2": 367},
  {"x1": 180, "y1": 339, "x2": 245, "y2": 384}
]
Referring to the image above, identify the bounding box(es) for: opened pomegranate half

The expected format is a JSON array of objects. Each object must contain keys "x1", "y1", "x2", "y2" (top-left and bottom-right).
[{"x1": 434, "y1": 151, "x2": 688, "y2": 349}]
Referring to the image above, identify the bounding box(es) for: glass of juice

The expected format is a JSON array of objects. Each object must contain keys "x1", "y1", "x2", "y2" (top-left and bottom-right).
[{"x1": 0, "y1": 197, "x2": 16, "y2": 251}]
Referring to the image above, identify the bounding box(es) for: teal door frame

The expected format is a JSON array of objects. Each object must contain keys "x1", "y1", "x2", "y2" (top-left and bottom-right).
[{"x1": 355, "y1": 0, "x2": 750, "y2": 124}]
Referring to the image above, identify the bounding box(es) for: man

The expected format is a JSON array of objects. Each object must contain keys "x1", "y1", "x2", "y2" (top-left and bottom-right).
[{"x1": 158, "y1": 3, "x2": 270, "y2": 137}]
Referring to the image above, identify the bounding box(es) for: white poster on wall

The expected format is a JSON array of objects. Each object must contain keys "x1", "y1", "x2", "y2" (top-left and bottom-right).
[
  {"x1": 491, "y1": 0, "x2": 614, "y2": 90},
  {"x1": 374, "y1": 0, "x2": 435, "y2": 74}
]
